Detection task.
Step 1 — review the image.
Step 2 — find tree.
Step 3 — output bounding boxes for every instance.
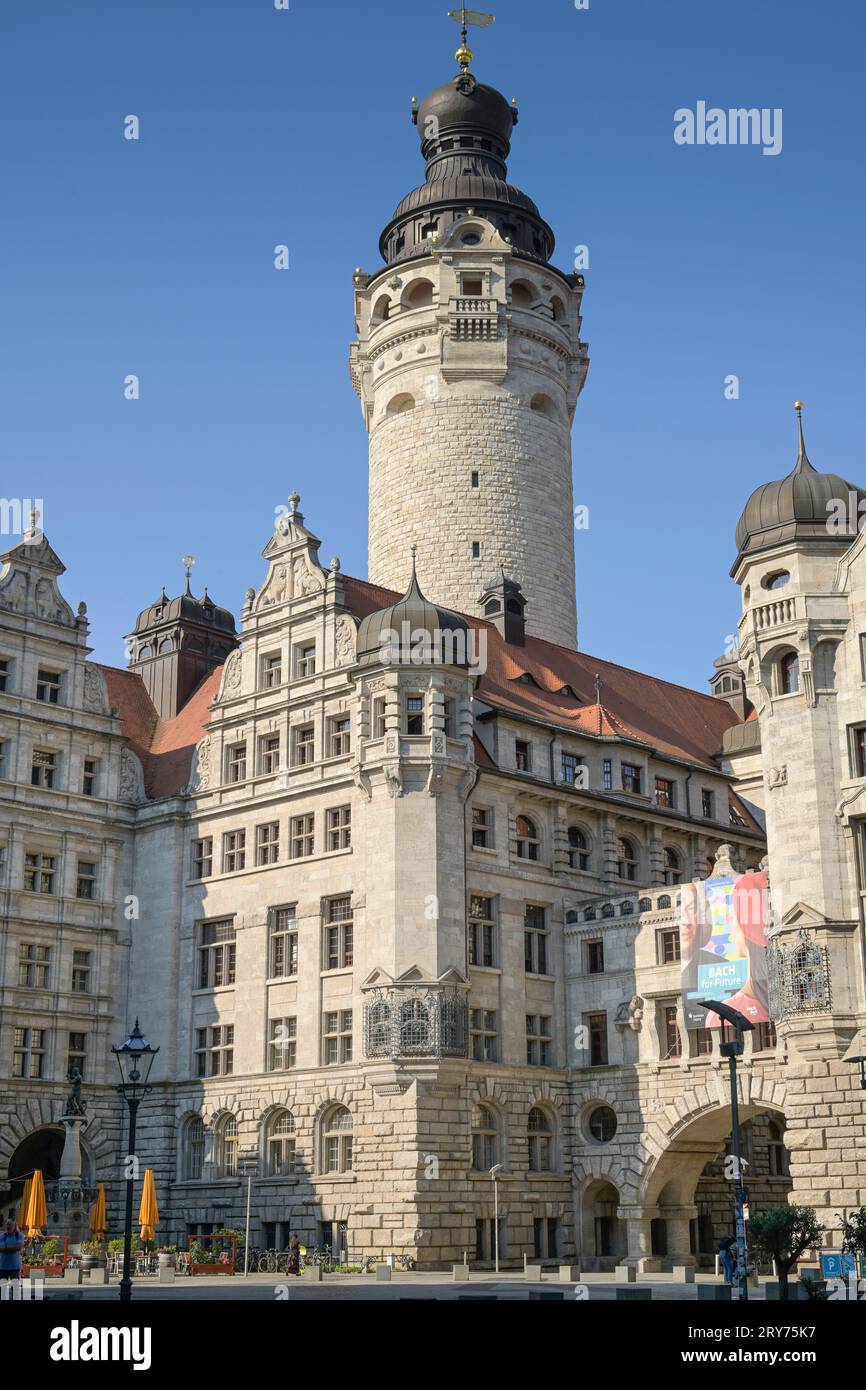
[839,1206,866,1262]
[748,1205,823,1300]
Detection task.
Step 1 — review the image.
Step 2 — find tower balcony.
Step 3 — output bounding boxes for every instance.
[363,983,468,1060]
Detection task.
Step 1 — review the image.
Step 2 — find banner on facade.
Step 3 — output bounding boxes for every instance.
[680,867,770,1028]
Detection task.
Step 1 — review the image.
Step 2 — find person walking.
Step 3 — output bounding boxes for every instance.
[287,1235,300,1276]
[0,1219,23,1287]
[718,1235,736,1284]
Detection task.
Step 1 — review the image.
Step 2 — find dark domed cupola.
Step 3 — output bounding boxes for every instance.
[733,403,866,567]
[126,564,238,718]
[379,26,554,267]
[357,553,470,668]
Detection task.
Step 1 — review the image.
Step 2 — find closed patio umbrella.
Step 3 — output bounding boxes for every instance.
[89,1182,107,1241]
[138,1168,159,1244]
[17,1176,32,1229]
[23,1169,47,1237]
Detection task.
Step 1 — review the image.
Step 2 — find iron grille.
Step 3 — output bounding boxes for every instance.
[767,928,831,1019]
[363,987,467,1059]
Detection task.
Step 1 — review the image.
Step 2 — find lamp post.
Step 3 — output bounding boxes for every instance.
[111,1019,159,1302]
[489,1163,503,1274]
[238,1155,259,1277]
[700,1000,754,1302]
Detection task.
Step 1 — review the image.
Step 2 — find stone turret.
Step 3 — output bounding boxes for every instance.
[350,53,588,649]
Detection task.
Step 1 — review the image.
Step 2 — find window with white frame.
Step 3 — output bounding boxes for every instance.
[526,1015,552,1066]
[567,825,590,870]
[469,1007,498,1061]
[326,806,351,851]
[292,724,315,766]
[372,696,387,739]
[225,743,247,784]
[258,734,280,775]
[468,894,497,967]
[290,813,314,858]
[18,942,51,988]
[195,1025,234,1077]
[321,1104,353,1172]
[269,906,298,978]
[184,1117,205,1180]
[261,652,282,689]
[36,669,61,704]
[71,949,92,993]
[616,836,638,880]
[322,1010,353,1064]
[663,846,683,885]
[215,1115,238,1177]
[528,1107,554,1171]
[76,859,97,900]
[562,752,584,785]
[24,851,56,894]
[294,642,316,679]
[267,1018,297,1072]
[515,815,540,860]
[323,895,353,969]
[621,762,642,794]
[192,836,213,880]
[222,830,246,872]
[12,1026,46,1079]
[515,739,531,771]
[198,919,236,988]
[266,1109,297,1174]
[471,1103,499,1169]
[405,694,425,736]
[31,749,57,788]
[328,716,351,758]
[256,821,280,866]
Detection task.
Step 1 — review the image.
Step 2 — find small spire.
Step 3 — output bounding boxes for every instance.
[793,400,813,473]
[594,672,602,704]
[448,7,495,73]
[182,554,196,595]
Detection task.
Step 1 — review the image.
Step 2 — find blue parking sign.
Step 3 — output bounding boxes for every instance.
[821,1253,856,1278]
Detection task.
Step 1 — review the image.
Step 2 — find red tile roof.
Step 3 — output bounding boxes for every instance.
[99,573,753,799]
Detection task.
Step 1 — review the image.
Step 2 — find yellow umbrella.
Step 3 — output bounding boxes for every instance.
[17,1176,32,1229]
[89,1182,107,1241]
[138,1168,159,1244]
[23,1168,47,1237]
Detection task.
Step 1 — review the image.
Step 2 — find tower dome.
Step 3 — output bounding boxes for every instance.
[734,404,866,564]
[356,556,470,668]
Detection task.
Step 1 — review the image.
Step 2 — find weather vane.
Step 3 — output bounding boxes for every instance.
[182,554,196,595]
[447,8,495,73]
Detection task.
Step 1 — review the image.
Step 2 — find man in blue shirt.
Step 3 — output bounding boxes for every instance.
[0,1219,24,1284]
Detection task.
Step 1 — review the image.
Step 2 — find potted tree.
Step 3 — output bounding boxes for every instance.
[158,1245,178,1272]
[78,1240,104,1273]
[749,1204,823,1300]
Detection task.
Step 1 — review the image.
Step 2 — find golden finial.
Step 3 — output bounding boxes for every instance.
[448,9,495,74]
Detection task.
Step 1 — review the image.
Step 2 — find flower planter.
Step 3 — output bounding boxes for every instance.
[190,1262,235,1276]
[158,1252,176,1270]
[46,1262,66,1278]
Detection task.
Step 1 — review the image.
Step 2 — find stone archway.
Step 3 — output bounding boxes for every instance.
[2,1127,66,1214]
[579,1177,627,1271]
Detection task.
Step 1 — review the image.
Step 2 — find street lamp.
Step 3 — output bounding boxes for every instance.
[237,1155,259,1277]
[700,999,753,1302]
[489,1163,503,1274]
[111,1019,159,1302]
[843,1032,866,1089]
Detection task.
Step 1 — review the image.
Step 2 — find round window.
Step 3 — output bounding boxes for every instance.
[763,570,790,590]
[588,1105,617,1143]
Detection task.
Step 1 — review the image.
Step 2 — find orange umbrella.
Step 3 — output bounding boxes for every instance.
[89,1182,107,1241]
[138,1168,159,1243]
[23,1169,47,1237]
[17,1176,32,1229]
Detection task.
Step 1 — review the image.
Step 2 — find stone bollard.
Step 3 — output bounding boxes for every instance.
[524,1263,543,1281]
[158,1266,175,1285]
[672,1265,695,1284]
[62,1266,82,1286]
[303,1262,323,1282]
[637,1257,662,1274]
[88,1267,110,1285]
[614,1264,636,1283]
[558,1264,581,1282]
[452,1263,470,1281]
[375,1264,391,1282]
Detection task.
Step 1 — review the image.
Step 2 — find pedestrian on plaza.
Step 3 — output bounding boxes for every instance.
[0,1219,23,1286]
[718,1235,735,1284]
[287,1235,300,1275]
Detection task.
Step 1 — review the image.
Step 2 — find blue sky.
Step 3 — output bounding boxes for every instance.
[1,0,864,688]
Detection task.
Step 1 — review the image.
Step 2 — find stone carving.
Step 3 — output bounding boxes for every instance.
[220,649,242,700]
[261,565,289,607]
[118,748,146,804]
[384,764,403,798]
[335,616,356,667]
[83,664,107,713]
[426,763,446,796]
[431,732,446,755]
[63,1067,86,1117]
[186,735,212,793]
[293,558,318,597]
[769,765,788,789]
[614,995,644,1032]
[2,570,28,609]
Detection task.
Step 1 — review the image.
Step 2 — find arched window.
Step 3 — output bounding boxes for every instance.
[657,893,672,910]
[158,638,173,654]
[266,1110,296,1176]
[404,279,434,309]
[638,897,652,913]
[215,1115,238,1178]
[386,392,415,416]
[184,1116,205,1180]
[321,1105,353,1174]
[527,1107,553,1172]
[778,650,800,695]
[550,295,566,322]
[515,815,540,861]
[663,847,682,886]
[510,279,535,307]
[399,999,429,1052]
[767,1120,790,1177]
[617,837,638,881]
[137,644,153,660]
[567,826,590,871]
[371,293,390,323]
[764,570,790,590]
[472,1103,499,1170]
[583,906,596,922]
[620,900,633,916]
[601,902,614,919]
[530,392,556,418]
[368,999,391,1055]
